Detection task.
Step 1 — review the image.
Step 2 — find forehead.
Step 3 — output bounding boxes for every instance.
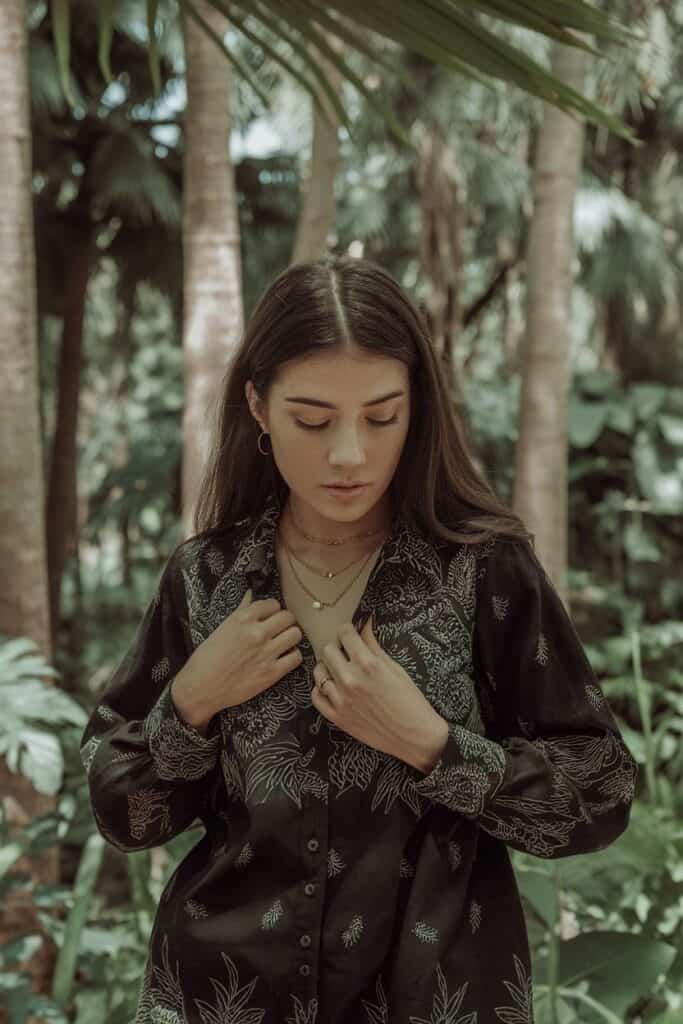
[274,349,408,392]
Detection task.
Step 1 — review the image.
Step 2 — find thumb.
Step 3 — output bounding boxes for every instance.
[240,587,253,606]
[361,613,381,650]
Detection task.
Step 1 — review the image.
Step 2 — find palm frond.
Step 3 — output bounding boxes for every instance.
[180,0,273,112]
[90,131,181,228]
[49,0,640,142]
[97,0,117,83]
[146,0,162,97]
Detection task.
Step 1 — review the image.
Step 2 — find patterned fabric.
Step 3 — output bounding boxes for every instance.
[80,494,638,1023]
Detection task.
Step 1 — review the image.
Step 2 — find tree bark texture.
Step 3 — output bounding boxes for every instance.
[514,42,589,603]
[0,0,58,1012]
[181,0,244,540]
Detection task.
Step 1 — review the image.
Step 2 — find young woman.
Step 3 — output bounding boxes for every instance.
[80,256,637,1023]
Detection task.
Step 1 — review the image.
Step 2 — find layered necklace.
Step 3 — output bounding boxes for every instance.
[279,505,389,610]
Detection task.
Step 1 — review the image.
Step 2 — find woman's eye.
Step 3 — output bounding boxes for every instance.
[294,417,398,431]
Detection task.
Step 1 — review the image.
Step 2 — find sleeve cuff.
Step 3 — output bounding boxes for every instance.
[142,678,220,781]
[410,721,507,818]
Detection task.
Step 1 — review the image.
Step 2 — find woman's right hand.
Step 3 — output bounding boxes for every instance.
[171,588,303,728]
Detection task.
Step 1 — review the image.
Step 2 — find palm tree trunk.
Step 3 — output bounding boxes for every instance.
[292,34,343,263]
[45,220,93,642]
[417,125,465,391]
[513,41,589,603]
[0,0,58,1007]
[181,0,244,537]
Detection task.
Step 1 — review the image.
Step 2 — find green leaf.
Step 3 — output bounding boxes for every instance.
[633,430,683,511]
[51,0,75,106]
[315,0,635,138]
[629,383,668,421]
[551,932,676,1017]
[569,397,608,448]
[181,0,274,113]
[223,0,359,143]
[97,0,116,83]
[283,0,414,149]
[0,842,24,880]
[0,681,86,725]
[658,414,683,446]
[146,0,161,98]
[51,834,105,1007]
[16,729,64,796]
[623,520,661,563]
[606,402,634,435]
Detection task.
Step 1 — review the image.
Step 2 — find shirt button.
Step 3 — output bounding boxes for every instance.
[307,838,319,853]
[299,934,312,948]
[299,964,311,977]
[304,882,316,896]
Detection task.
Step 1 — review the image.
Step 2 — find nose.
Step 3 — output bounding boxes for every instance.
[327,426,367,468]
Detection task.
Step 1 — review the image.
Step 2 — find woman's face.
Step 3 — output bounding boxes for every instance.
[246,347,411,529]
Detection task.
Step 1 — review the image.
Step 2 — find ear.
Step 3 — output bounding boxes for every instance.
[244,380,267,427]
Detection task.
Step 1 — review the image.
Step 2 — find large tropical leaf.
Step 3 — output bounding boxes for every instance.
[51,1,640,145]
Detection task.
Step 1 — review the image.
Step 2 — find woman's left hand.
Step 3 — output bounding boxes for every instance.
[311,614,445,765]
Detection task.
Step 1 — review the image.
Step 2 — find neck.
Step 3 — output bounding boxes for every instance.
[282,493,392,546]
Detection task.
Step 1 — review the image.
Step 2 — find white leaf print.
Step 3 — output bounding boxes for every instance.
[413,920,439,944]
[447,841,462,872]
[495,952,533,1023]
[360,972,389,1024]
[137,933,187,1023]
[235,841,254,868]
[399,856,415,878]
[341,914,364,948]
[408,962,477,1024]
[152,656,171,684]
[184,899,208,920]
[327,848,346,877]
[205,545,225,576]
[535,632,550,666]
[371,756,423,816]
[284,993,319,1024]
[80,735,101,776]
[585,684,605,710]
[261,898,283,930]
[492,594,509,621]
[245,736,324,809]
[192,949,266,1024]
[128,788,171,841]
[469,899,482,934]
[328,733,381,797]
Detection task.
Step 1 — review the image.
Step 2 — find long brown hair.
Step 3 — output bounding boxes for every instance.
[193,255,533,548]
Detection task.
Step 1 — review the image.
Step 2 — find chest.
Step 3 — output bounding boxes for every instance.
[276,541,383,663]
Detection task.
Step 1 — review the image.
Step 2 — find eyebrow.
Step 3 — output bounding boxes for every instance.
[284,390,406,409]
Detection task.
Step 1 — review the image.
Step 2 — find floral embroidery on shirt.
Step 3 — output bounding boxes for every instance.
[341,914,363,948]
[408,964,477,1024]
[81,494,636,1022]
[413,921,439,944]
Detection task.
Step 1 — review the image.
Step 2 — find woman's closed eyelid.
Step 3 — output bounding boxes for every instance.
[294,415,399,430]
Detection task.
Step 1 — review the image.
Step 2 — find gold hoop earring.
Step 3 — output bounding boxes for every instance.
[257,430,272,456]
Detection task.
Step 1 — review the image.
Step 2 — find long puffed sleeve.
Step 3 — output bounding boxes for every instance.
[412,537,638,858]
[79,542,221,852]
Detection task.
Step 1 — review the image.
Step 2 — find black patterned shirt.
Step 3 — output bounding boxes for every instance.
[80,494,638,1023]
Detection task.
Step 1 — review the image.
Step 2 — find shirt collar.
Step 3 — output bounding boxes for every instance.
[239,492,415,584]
